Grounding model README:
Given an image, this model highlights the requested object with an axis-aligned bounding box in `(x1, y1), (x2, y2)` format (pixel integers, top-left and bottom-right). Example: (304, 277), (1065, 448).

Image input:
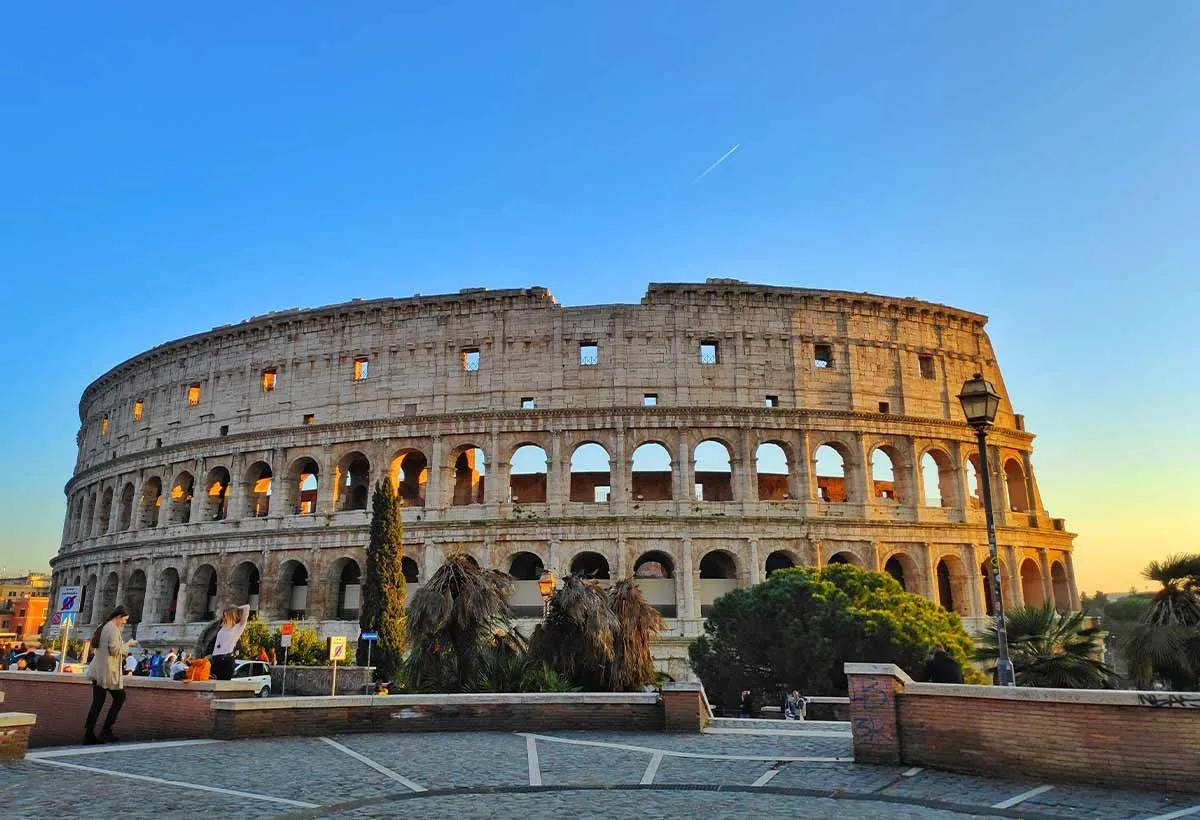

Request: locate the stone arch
(286, 457), (320, 515)
(82, 574), (98, 623)
(117, 482), (135, 531)
(329, 557), (362, 620)
(279, 559), (311, 618)
(1020, 558), (1044, 607)
(98, 486), (114, 533)
(634, 550), (676, 617)
(402, 556), (420, 584)
(1004, 459), (1030, 512)
(123, 569), (147, 624)
(187, 564), (218, 621)
(507, 551), (545, 581)
(203, 466), (231, 521)
(169, 471), (194, 524)
(509, 444), (548, 504)
(965, 454), (982, 509)
(631, 441), (673, 501)
(980, 557), (1009, 617)
(84, 491), (97, 537)
(693, 439), (733, 502)
(883, 552), (919, 592)
(1051, 561), (1071, 613)
(390, 448), (428, 508)
(935, 555), (970, 615)
(139, 477), (162, 528)
(450, 445), (487, 506)
(920, 448), (955, 508)
(570, 441), (611, 503)
(755, 441), (791, 500)
(765, 550), (798, 576)
(569, 551), (610, 580)
(335, 452), (371, 512)
(699, 550), (738, 579)
(244, 461), (273, 518)
(99, 571), (119, 617)
(826, 550), (865, 568)
(869, 446), (900, 502)
(156, 567), (180, 623)
(813, 442), (851, 503)
(230, 561), (261, 616)
(633, 550), (674, 578)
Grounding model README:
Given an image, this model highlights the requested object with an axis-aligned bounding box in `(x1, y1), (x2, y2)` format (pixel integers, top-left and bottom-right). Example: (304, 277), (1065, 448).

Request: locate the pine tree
(361, 477), (406, 680)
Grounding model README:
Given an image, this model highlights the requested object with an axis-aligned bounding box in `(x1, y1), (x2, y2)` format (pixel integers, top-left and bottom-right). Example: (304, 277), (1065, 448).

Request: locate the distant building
(0, 575), (51, 643)
(0, 573), (49, 602)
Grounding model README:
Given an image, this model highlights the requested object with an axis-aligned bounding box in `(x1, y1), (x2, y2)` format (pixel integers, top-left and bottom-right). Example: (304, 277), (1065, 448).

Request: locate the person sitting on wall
(35, 649), (57, 672)
(922, 645), (964, 684)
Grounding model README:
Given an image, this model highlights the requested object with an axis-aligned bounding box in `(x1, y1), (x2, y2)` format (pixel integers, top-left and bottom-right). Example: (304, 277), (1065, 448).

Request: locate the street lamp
(537, 569), (557, 617)
(958, 372), (1016, 687)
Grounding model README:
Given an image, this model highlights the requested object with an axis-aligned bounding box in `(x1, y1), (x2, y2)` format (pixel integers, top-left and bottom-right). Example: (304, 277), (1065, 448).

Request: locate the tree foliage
(975, 603), (1115, 689)
(362, 478), (407, 680)
(1121, 553), (1200, 690)
(688, 564), (977, 706)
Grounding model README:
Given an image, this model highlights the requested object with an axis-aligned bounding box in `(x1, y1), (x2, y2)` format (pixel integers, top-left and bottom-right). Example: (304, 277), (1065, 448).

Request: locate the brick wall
(0, 716), (36, 760)
(271, 665), (373, 696)
(0, 672), (256, 748)
(846, 663), (1200, 794)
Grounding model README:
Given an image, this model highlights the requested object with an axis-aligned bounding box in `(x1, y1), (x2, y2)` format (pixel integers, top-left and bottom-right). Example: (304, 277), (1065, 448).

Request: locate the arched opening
(139, 477), (162, 528)
(401, 556), (420, 584)
(203, 467), (231, 521)
(979, 558), (1009, 617)
(230, 561), (261, 618)
(936, 556), (969, 615)
(631, 442), (672, 501)
(69, 496), (83, 540)
(1021, 558), (1045, 607)
(699, 550), (738, 616)
(287, 457), (320, 515)
(123, 569), (147, 624)
(827, 551), (863, 567)
(634, 550), (676, 617)
(156, 568), (180, 623)
(765, 551), (797, 576)
(99, 572), (119, 616)
(884, 555), (914, 591)
(84, 492), (97, 537)
(965, 455), (982, 509)
(390, 449), (428, 507)
(507, 551), (545, 581)
(82, 574), (97, 623)
(169, 472), (194, 524)
(331, 558), (362, 620)
(507, 552), (546, 618)
(1051, 561), (1071, 613)
(187, 564), (218, 621)
(1004, 459), (1030, 512)
(244, 462), (273, 518)
(570, 551), (610, 580)
(451, 446), (487, 506)
(335, 453), (371, 512)
(569, 442), (610, 503)
(117, 483), (135, 531)
(755, 442), (791, 500)
(98, 486), (114, 533)
(693, 439), (733, 501)
(814, 444), (849, 503)
(633, 550), (674, 578)
(509, 444), (548, 504)
(870, 448), (898, 502)
(279, 560), (310, 619)
(920, 450), (954, 508)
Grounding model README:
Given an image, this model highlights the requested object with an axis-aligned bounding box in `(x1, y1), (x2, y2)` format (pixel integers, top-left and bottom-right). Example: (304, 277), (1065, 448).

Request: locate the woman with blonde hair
(84, 605), (132, 744)
(210, 603), (251, 680)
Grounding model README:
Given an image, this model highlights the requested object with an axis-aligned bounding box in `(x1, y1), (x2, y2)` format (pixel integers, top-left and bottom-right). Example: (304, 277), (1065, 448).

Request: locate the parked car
(232, 660), (272, 697)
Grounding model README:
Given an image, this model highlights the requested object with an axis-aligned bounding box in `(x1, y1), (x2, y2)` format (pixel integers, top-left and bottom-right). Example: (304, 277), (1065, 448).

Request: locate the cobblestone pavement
(0, 728), (1194, 819)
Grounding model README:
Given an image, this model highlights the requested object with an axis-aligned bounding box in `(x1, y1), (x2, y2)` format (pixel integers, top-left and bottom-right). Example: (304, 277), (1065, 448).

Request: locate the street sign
(328, 635), (347, 662)
(281, 622), (295, 636)
(56, 586), (82, 614)
(280, 633), (293, 648)
(360, 631), (378, 641)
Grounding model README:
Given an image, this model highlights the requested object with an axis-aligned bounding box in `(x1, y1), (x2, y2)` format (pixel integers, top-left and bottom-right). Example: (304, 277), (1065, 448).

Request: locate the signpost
(328, 636), (347, 695)
(50, 585), (82, 651)
(360, 631), (378, 671)
(280, 623), (294, 696)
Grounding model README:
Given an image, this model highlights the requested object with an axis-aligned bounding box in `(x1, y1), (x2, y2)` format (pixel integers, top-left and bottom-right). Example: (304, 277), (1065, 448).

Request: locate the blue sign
(361, 631), (379, 641)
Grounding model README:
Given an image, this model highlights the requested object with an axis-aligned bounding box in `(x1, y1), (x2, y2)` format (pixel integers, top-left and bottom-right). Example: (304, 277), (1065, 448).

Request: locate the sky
(1, 2), (1197, 593)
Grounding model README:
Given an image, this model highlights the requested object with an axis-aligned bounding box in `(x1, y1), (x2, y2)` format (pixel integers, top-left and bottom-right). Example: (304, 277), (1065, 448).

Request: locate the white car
(232, 660), (272, 697)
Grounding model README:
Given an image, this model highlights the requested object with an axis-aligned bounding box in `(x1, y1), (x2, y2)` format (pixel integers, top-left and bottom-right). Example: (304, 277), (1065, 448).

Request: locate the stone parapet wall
(271, 665), (374, 696)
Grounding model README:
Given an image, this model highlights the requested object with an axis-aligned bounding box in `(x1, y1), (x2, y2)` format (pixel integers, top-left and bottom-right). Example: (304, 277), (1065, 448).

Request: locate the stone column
(906, 438), (924, 509)
(675, 430), (693, 506)
(173, 568), (189, 624)
(425, 437), (443, 511)
(1003, 546), (1022, 607)
(189, 457), (206, 524)
(951, 441), (973, 520)
(678, 538), (696, 624)
(739, 429), (756, 502)
(317, 451), (336, 515)
(611, 429), (628, 515)
(1038, 548), (1053, 606)
(747, 538), (762, 586)
(962, 545), (983, 617)
(268, 449), (286, 519)
(855, 433), (874, 504)
(547, 431), (567, 511)
(225, 452), (246, 521)
(1065, 552), (1080, 612)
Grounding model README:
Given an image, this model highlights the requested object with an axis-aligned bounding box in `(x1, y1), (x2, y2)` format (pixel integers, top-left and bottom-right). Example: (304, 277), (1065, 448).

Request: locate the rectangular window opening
(594, 485), (611, 503)
(814, 345), (833, 368)
(404, 402), (418, 415)
(187, 384), (202, 406)
(100, 416), (109, 436)
(643, 394), (658, 406)
(579, 342), (598, 366)
(764, 395), (779, 408)
(302, 414), (315, 426)
(132, 400), (144, 422)
(219, 424), (229, 437)
(918, 354), (935, 380)
(462, 348), (480, 372)
(353, 357), (369, 381)
(521, 397), (536, 409)
(261, 368), (277, 392)
(878, 401), (890, 414)
(699, 340), (719, 365)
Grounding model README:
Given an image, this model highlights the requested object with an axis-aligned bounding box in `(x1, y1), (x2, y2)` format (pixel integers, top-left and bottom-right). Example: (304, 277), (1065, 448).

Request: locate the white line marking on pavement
(517, 732), (852, 763)
(992, 784), (1054, 808)
(640, 752), (663, 784)
(318, 737), (426, 792)
(902, 767), (923, 777)
(702, 728), (852, 738)
(30, 758), (317, 808)
(1146, 806), (1200, 819)
(752, 768), (782, 787)
(28, 739), (224, 759)
(526, 734), (542, 786)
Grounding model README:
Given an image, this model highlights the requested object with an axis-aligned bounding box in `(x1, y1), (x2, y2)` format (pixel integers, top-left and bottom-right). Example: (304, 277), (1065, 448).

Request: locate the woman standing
(210, 604), (251, 681)
(84, 606), (131, 744)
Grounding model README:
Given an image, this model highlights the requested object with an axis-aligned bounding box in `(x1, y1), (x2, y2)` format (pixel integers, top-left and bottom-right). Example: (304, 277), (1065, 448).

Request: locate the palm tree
(529, 574), (617, 691)
(1141, 554), (1200, 626)
(976, 603), (1115, 689)
(608, 579), (664, 691)
(1121, 553), (1200, 690)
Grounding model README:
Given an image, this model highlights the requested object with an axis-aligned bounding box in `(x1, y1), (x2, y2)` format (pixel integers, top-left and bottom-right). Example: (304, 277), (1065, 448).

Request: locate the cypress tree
(361, 477), (406, 680)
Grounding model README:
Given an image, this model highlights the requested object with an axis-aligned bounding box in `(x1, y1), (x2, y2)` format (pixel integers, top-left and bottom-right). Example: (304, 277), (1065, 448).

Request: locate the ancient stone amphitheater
(51, 280), (1076, 677)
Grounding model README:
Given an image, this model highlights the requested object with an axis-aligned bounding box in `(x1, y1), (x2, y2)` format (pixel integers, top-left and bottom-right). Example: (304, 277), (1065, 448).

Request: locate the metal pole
(331, 660), (338, 696)
(366, 639), (372, 673)
(976, 426), (1015, 687)
(281, 645), (289, 697)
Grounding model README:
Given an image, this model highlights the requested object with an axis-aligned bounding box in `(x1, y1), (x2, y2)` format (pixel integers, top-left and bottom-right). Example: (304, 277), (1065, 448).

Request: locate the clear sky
(2, 2), (1196, 593)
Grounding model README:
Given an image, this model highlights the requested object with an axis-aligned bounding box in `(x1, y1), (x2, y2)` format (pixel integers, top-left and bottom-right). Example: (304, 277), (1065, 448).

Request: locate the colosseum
(51, 280), (1078, 678)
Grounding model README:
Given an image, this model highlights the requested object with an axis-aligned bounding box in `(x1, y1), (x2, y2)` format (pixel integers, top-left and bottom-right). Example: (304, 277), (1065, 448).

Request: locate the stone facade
(50, 280), (1077, 679)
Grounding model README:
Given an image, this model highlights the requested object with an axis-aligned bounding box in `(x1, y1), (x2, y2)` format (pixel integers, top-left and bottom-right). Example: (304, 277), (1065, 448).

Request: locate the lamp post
(537, 569), (557, 618)
(958, 373), (1016, 687)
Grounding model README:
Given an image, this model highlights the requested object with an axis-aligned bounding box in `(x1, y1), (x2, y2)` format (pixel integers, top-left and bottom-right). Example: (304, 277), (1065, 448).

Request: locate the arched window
(100, 572), (119, 615)
(451, 446), (486, 506)
(631, 442), (672, 501)
(634, 551), (676, 617)
(98, 487), (114, 533)
(139, 477), (162, 528)
(280, 560), (310, 618)
(936, 556), (969, 615)
(827, 551), (862, 567)
(123, 570), (147, 624)
(1020, 558), (1044, 607)
(965, 455), (982, 509)
(1005, 459), (1030, 512)
(633, 551), (674, 578)
(244, 462), (272, 518)
(390, 449), (428, 507)
(765, 551), (797, 576)
(693, 440), (733, 501)
(336, 453), (371, 511)
(884, 555), (911, 591)
(287, 458), (320, 515)
(510, 444), (548, 504)
(231, 561), (261, 617)
(920, 451), (953, 508)
(116, 483), (135, 531)
(814, 444), (848, 503)
(169, 472), (194, 524)
(401, 556), (420, 585)
(203, 467), (231, 521)
(508, 552), (545, 581)
(570, 551), (610, 580)
(85, 492), (97, 537)
(1051, 561), (1071, 613)
(870, 448), (898, 502)
(331, 558), (362, 620)
(156, 568), (179, 623)
(187, 564), (218, 621)
(570, 442), (611, 503)
(755, 442), (790, 500)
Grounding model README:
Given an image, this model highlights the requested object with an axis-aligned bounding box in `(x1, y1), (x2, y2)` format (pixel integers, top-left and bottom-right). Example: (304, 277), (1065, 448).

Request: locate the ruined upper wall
(73, 280), (1021, 474)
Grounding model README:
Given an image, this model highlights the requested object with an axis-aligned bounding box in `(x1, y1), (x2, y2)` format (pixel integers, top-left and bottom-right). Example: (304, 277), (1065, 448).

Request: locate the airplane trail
(692, 143), (740, 183)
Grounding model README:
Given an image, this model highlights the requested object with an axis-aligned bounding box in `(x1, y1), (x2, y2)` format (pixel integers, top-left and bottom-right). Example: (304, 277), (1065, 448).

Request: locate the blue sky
(2, 2), (1197, 590)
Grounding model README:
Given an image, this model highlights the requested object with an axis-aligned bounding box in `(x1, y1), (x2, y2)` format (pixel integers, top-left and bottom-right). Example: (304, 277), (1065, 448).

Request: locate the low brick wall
(214, 691), (668, 739)
(271, 665), (374, 696)
(0, 713), (36, 760)
(845, 663), (1200, 793)
(0, 672), (258, 748)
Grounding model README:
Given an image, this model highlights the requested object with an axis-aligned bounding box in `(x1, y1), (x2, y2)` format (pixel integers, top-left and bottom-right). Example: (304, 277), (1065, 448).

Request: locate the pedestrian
(84, 606), (132, 744)
(210, 604), (251, 681)
(738, 688), (754, 718)
(124, 650), (138, 676)
(163, 647), (177, 674)
(170, 653), (189, 680)
(149, 650), (164, 678)
(783, 689), (806, 720)
(922, 644), (965, 684)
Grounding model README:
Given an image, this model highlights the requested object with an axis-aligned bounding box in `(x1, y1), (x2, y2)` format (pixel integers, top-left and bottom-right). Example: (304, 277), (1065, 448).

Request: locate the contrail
(692, 143), (740, 183)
